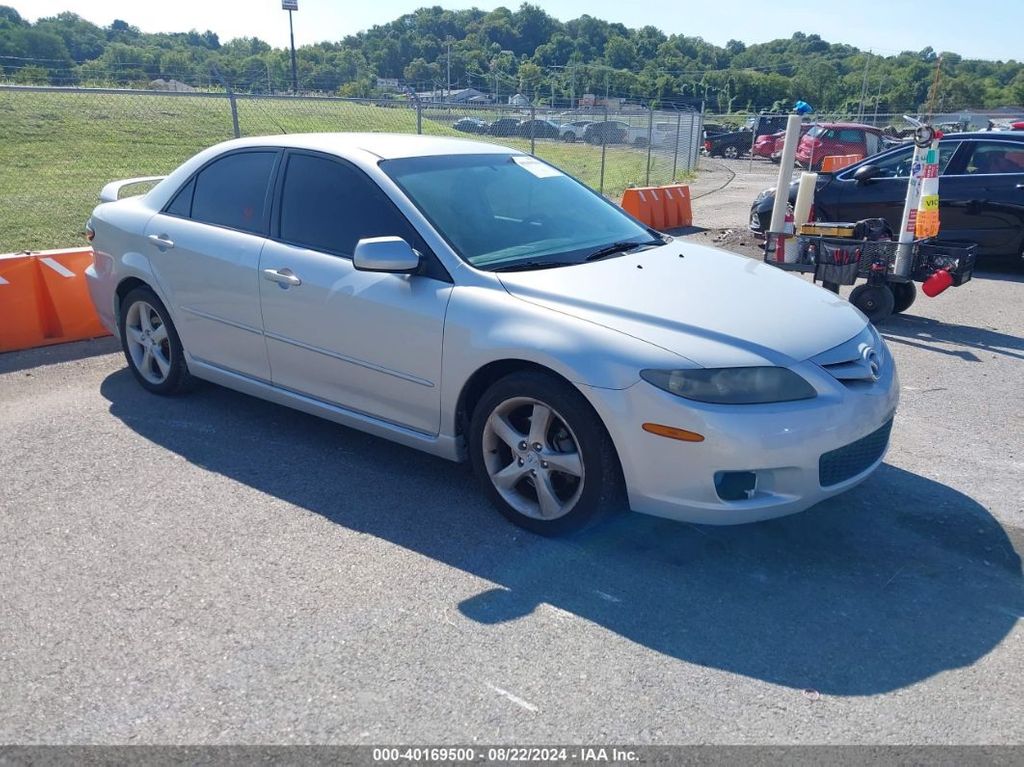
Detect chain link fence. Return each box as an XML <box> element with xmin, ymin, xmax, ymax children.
<box><xmin>0</xmin><ymin>85</ymin><xmax>702</xmax><ymax>252</ymax></box>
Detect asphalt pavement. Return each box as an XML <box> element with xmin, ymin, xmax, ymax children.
<box><xmin>1</xmin><ymin>165</ymin><xmax>1022</xmax><ymax>744</ymax></box>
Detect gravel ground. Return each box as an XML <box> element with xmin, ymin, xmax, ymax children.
<box><xmin>1</xmin><ymin>160</ymin><xmax>1022</xmax><ymax>745</ymax></box>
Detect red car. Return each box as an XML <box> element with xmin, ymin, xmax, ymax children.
<box><xmin>753</xmin><ymin>124</ymin><xmax>812</xmax><ymax>161</ymax></box>
<box><xmin>795</xmin><ymin>123</ymin><xmax>884</xmax><ymax>170</ymax></box>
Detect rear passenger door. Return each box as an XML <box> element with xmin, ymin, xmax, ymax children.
<box><xmin>145</xmin><ymin>149</ymin><xmax>280</xmax><ymax>381</ymax></box>
<box><xmin>935</xmin><ymin>139</ymin><xmax>1024</xmax><ymax>256</ymax></box>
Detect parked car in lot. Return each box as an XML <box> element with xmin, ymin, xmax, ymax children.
<box><xmin>516</xmin><ymin>119</ymin><xmax>561</xmax><ymax>140</ymax></box>
<box><xmin>750</xmin><ymin>132</ymin><xmax>1024</xmax><ymax>259</ymax></box>
<box><xmin>86</xmin><ymin>133</ymin><xmax>898</xmax><ymax>534</ymax></box>
<box><xmin>705</xmin><ymin>115</ymin><xmax>790</xmax><ymax>159</ymax></box>
<box><xmin>488</xmin><ymin>117</ymin><xmax>521</xmax><ymax>137</ymax></box>
<box><xmin>559</xmin><ymin>120</ymin><xmax>594</xmax><ymax>142</ymax></box>
<box><xmin>453</xmin><ymin>117</ymin><xmax>489</xmax><ymax>134</ymax></box>
<box><xmin>795</xmin><ymin>123</ymin><xmax>884</xmax><ymax>170</ymax></box>
<box><xmin>583</xmin><ymin>120</ymin><xmax>629</xmax><ymax>144</ymax></box>
<box><xmin>752</xmin><ymin>124</ymin><xmax>811</xmax><ymax>160</ymax></box>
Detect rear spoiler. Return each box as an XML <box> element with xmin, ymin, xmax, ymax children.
<box><xmin>99</xmin><ymin>176</ymin><xmax>167</xmax><ymax>203</ymax></box>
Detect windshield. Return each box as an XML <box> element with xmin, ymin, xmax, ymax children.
<box><xmin>381</xmin><ymin>153</ymin><xmax>656</xmax><ymax>270</ymax></box>
<box><xmin>807</xmin><ymin>125</ymin><xmax>826</xmax><ymax>138</ymax></box>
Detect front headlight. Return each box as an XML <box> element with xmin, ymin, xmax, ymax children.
<box><xmin>640</xmin><ymin>367</ymin><xmax>817</xmax><ymax>405</ymax></box>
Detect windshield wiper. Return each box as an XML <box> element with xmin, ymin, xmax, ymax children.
<box><xmin>490</xmin><ymin>260</ymin><xmax>578</xmax><ymax>273</ymax></box>
<box><xmin>584</xmin><ymin>239</ymin><xmax>664</xmax><ymax>262</ymax></box>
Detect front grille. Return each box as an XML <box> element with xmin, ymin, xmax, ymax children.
<box><xmin>819</xmin><ymin>418</ymin><xmax>893</xmax><ymax>487</ymax></box>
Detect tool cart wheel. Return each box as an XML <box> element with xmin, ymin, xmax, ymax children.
<box><xmin>849</xmin><ymin>283</ymin><xmax>895</xmax><ymax>324</ymax></box>
<box><xmin>891</xmin><ymin>281</ymin><xmax>917</xmax><ymax>314</ymax></box>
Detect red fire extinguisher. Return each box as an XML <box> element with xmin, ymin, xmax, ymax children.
<box><xmin>923</xmin><ymin>268</ymin><xmax>953</xmax><ymax>297</ymax></box>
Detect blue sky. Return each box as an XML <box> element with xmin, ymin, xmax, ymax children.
<box><xmin>20</xmin><ymin>0</ymin><xmax>1023</xmax><ymax>62</ymax></box>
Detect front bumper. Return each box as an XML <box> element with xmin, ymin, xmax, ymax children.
<box><xmin>583</xmin><ymin>350</ymin><xmax>899</xmax><ymax>525</ymax></box>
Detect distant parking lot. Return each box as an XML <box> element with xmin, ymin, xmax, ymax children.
<box><xmin>1</xmin><ymin>155</ymin><xmax>1022</xmax><ymax>744</ymax></box>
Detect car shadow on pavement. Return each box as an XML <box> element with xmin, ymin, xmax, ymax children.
<box><xmin>881</xmin><ymin>313</ymin><xmax>1024</xmax><ymax>362</ymax></box>
<box><xmin>101</xmin><ymin>369</ymin><xmax>1023</xmax><ymax>698</ymax></box>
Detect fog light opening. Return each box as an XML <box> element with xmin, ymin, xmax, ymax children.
<box><xmin>715</xmin><ymin>471</ymin><xmax>758</xmax><ymax>502</ymax></box>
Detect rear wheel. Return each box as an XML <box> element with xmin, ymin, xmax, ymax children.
<box><xmin>723</xmin><ymin>145</ymin><xmax>740</xmax><ymax>160</ymax></box>
<box><xmin>119</xmin><ymin>286</ymin><xmax>194</xmax><ymax>395</ymax></box>
<box><xmin>891</xmin><ymin>281</ymin><xmax>917</xmax><ymax>314</ymax></box>
<box><xmin>469</xmin><ymin>371</ymin><xmax>624</xmax><ymax>535</ymax></box>
<box><xmin>849</xmin><ymin>283</ymin><xmax>895</xmax><ymax>324</ymax></box>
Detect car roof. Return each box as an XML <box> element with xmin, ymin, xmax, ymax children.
<box><xmin>939</xmin><ymin>130</ymin><xmax>1024</xmax><ymax>142</ymax></box>
<box><xmin>208</xmin><ymin>132</ymin><xmax>519</xmax><ymax>160</ymax></box>
<box><xmin>816</xmin><ymin>122</ymin><xmax>880</xmax><ymax>131</ymax></box>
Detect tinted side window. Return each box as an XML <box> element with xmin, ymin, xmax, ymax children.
<box><xmin>164</xmin><ymin>177</ymin><xmax>195</xmax><ymax>218</ymax></box>
<box><xmin>963</xmin><ymin>142</ymin><xmax>1024</xmax><ymax>175</ymax></box>
<box><xmin>191</xmin><ymin>151</ymin><xmax>276</xmax><ymax>235</ymax></box>
<box><xmin>838</xmin><ymin>129</ymin><xmax>863</xmax><ymax>142</ymax></box>
<box><xmin>278</xmin><ymin>153</ymin><xmax>422</xmax><ymax>256</ymax></box>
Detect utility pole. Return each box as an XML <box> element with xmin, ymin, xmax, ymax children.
<box><xmin>445</xmin><ymin>37</ymin><xmax>453</xmax><ymax>102</ymax></box>
<box><xmin>858</xmin><ymin>50</ymin><xmax>871</xmax><ymax>121</ymax></box>
<box><xmin>282</xmin><ymin>0</ymin><xmax>298</xmax><ymax>94</ymax></box>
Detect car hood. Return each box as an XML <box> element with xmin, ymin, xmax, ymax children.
<box><xmin>497</xmin><ymin>242</ymin><xmax>868</xmax><ymax>368</ymax></box>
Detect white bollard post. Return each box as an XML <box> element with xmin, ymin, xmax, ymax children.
<box><xmin>769</xmin><ymin>114</ymin><xmax>803</xmax><ymax>234</ymax></box>
<box><xmin>792</xmin><ymin>171</ymin><xmax>818</xmax><ymax>230</ymax></box>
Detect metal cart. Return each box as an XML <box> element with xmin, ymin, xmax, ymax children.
<box><xmin>763</xmin><ymin>230</ymin><xmax>977</xmax><ymax>323</ymax></box>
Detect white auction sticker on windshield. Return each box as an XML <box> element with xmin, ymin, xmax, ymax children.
<box><xmin>512</xmin><ymin>155</ymin><xmax>562</xmax><ymax>178</ymax></box>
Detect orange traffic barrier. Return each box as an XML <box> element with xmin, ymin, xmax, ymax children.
<box><xmin>0</xmin><ymin>247</ymin><xmax>111</xmax><ymax>353</ymax></box>
<box><xmin>620</xmin><ymin>187</ymin><xmax>654</xmax><ymax>225</ymax></box>
<box><xmin>821</xmin><ymin>154</ymin><xmax>863</xmax><ymax>173</ymax></box>
<box><xmin>663</xmin><ymin>184</ymin><xmax>693</xmax><ymax>228</ymax></box>
<box><xmin>645</xmin><ymin>188</ymin><xmax>667</xmax><ymax>230</ymax></box>
<box><xmin>621</xmin><ymin>184</ymin><xmax>692</xmax><ymax>230</ymax></box>
<box><xmin>35</xmin><ymin>249</ymin><xmax>109</xmax><ymax>344</ymax></box>
<box><xmin>0</xmin><ymin>253</ymin><xmax>56</xmax><ymax>352</ymax></box>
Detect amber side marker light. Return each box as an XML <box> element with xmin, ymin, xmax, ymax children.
<box><xmin>642</xmin><ymin>423</ymin><xmax>705</xmax><ymax>442</ymax></box>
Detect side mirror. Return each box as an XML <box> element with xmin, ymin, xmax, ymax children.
<box><xmin>353</xmin><ymin>236</ymin><xmax>420</xmax><ymax>274</ymax></box>
<box><xmin>852</xmin><ymin>164</ymin><xmax>880</xmax><ymax>184</ymax></box>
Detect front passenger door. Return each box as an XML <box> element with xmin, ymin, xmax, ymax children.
<box><xmin>258</xmin><ymin>151</ymin><xmax>453</xmax><ymax>435</ymax></box>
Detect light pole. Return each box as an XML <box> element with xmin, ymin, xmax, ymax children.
<box><xmin>282</xmin><ymin>0</ymin><xmax>298</xmax><ymax>94</ymax></box>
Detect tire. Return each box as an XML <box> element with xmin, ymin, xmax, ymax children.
<box><xmin>891</xmin><ymin>281</ymin><xmax>917</xmax><ymax>314</ymax></box>
<box><xmin>469</xmin><ymin>371</ymin><xmax>625</xmax><ymax>536</ymax></box>
<box><xmin>633</xmin><ymin>137</ymin><xmax>648</xmax><ymax>147</ymax></box>
<box><xmin>849</xmin><ymin>283</ymin><xmax>896</xmax><ymax>324</ymax></box>
<box><xmin>119</xmin><ymin>286</ymin><xmax>194</xmax><ymax>395</ymax></box>
<box><xmin>562</xmin><ymin>132</ymin><xmax>575</xmax><ymax>143</ymax></box>
<box><xmin>723</xmin><ymin>145</ymin><xmax>740</xmax><ymax>159</ymax></box>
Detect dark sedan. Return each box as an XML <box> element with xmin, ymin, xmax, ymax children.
<box><xmin>453</xmin><ymin>117</ymin><xmax>489</xmax><ymax>134</ymax></box>
<box><xmin>516</xmin><ymin>119</ymin><xmax>561</xmax><ymax>140</ymax></box>
<box><xmin>750</xmin><ymin>132</ymin><xmax>1024</xmax><ymax>259</ymax></box>
<box><xmin>488</xmin><ymin>117</ymin><xmax>521</xmax><ymax>137</ymax></box>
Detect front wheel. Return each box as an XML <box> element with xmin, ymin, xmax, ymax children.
<box><xmin>849</xmin><ymin>283</ymin><xmax>895</xmax><ymax>324</ymax></box>
<box><xmin>723</xmin><ymin>145</ymin><xmax>740</xmax><ymax>159</ymax></box>
<box><xmin>469</xmin><ymin>371</ymin><xmax>624</xmax><ymax>535</ymax></box>
<box><xmin>119</xmin><ymin>286</ymin><xmax>194</xmax><ymax>395</ymax></box>
<box><xmin>891</xmin><ymin>281</ymin><xmax>917</xmax><ymax>314</ymax></box>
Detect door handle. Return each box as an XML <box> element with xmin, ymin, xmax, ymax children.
<box><xmin>147</xmin><ymin>233</ymin><xmax>174</xmax><ymax>249</ymax></box>
<box><xmin>262</xmin><ymin>268</ymin><xmax>302</xmax><ymax>287</ymax></box>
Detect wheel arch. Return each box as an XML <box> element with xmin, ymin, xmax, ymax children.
<box><xmin>454</xmin><ymin>359</ymin><xmax>624</xmax><ymax>479</ymax></box>
<box><xmin>114</xmin><ymin>276</ymin><xmax>150</xmax><ymax>322</ymax></box>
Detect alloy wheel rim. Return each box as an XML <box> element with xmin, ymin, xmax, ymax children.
<box><xmin>482</xmin><ymin>397</ymin><xmax>585</xmax><ymax>521</ymax></box>
<box><xmin>125</xmin><ymin>300</ymin><xmax>172</xmax><ymax>385</ymax></box>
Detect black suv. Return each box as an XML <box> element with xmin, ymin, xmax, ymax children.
<box><xmin>750</xmin><ymin>132</ymin><xmax>1024</xmax><ymax>259</ymax></box>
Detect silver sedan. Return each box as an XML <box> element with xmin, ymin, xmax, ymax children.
<box><xmin>86</xmin><ymin>133</ymin><xmax>897</xmax><ymax>534</ymax></box>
